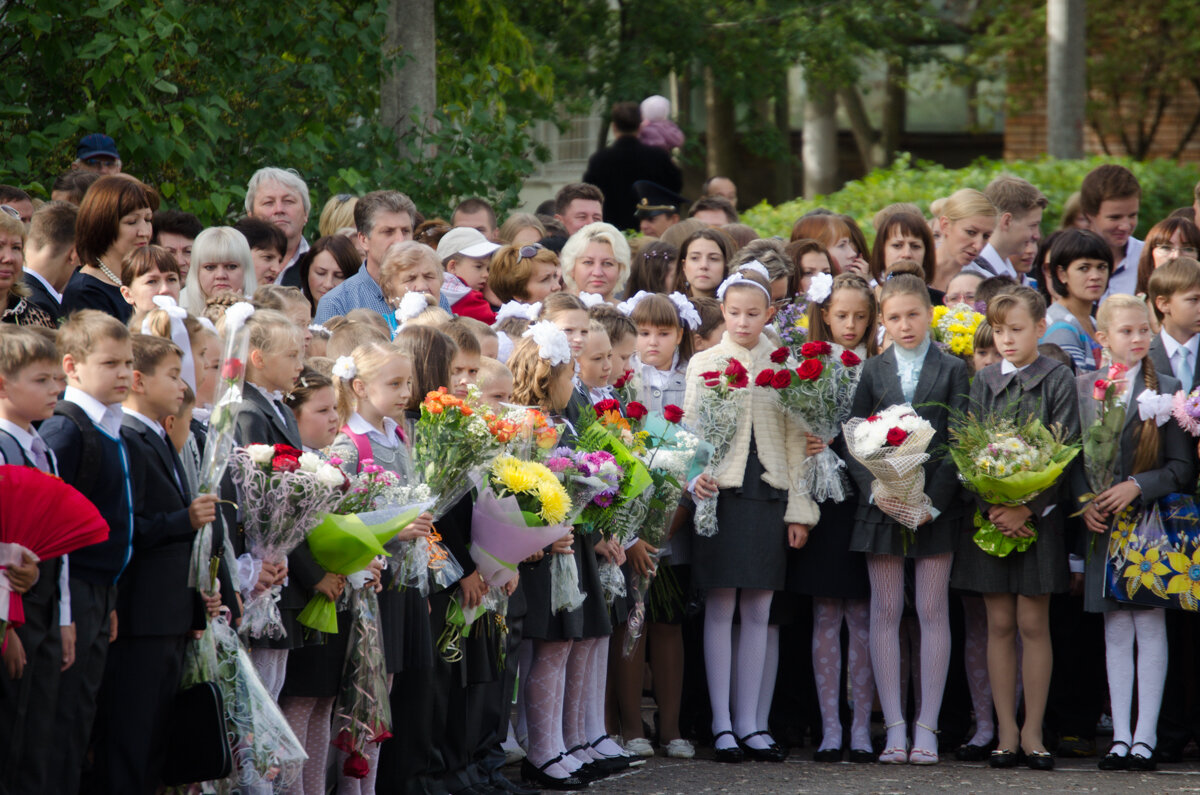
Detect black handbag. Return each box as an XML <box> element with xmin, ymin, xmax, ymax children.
<box><xmin>161</xmin><ymin>681</ymin><xmax>233</xmax><ymax>785</ymax></box>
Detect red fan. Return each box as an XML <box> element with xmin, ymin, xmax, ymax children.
<box><xmin>0</xmin><ymin>465</ymin><xmax>110</xmax><ymax>629</ymax></box>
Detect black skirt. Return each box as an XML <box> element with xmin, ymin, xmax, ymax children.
<box><xmin>788</xmin><ymin>495</ymin><xmax>870</xmax><ymax>600</ymax></box>
<box><xmin>379</xmin><ymin>583</ymin><xmax>433</xmax><ymax>673</ymax></box>
<box><xmin>522</xmin><ymin>528</ymin><xmax>613</xmax><ymax>642</ymax></box>
<box><xmin>281</xmin><ymin>609</ymin><xmax>351</xmax><ymax>698</ymax></box>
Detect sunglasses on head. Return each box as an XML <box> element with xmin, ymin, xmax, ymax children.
<box><xmin>0</xmin><ymin>205</ymin><xmax>20</xmax><ymax>219</ymax></box>
<box><xmin>519</xmin><ymin>244</ymin><xmax>543</xmax><ymax>260</ymax></box>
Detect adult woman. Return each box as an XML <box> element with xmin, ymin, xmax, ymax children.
<box><xmin>63</xmin><ymin>174</ymin><xmax>159</xmax><ymax>323</ymax></box>
<box><xmin>678</xmin><ymin>228</ymin><xmax>736</xmax><ymax>298</ymax></box>
<box><xmin>120</xmin><ymin>245</ymin><xmax>182</xmax><ymax>316</ymax></box>
<box><xmin>933</xmin><ymin>189</ymin><xmax>998</xmax><ymax>294</ymax></box>
<box><xmin>625</xmin><ymin>239</ymin><xmax>680</xmax><ymax>296</ymax></box>
<box><xmin>319</xmin><ymin>193</ymin><xmax>357</xmax><ymax>238</ymax></box>
<box><xmin>1041</xmin><ymin>229</ymin><xmax>1112</xmax><ymax>372</ymax></box>
<box><xmin>785</xmin><ymin>239</ymin><xmax>833</xmax><ymax>296</ymax></box>
<box><xmin>791</xmin><ymin>214</ymin><xmax>869</xmax><ymax>278</ymax></box>
<box><xmin>489</xmin><ymin>244</ymin><xmax>562</xmax><ymax>304</ymax></box>
<box><xmin>1134</xmin><ymin>218</ymin><xmax>1200</xmax><ymax>296</ymax></box>
<box><xmin>497</xmin><ymin>212</ymin><xmax>547</xmax><ymax>248</ymax></box>
<box><xmin>181</xmin><ymin>226</ymin><xmax>257</xmax><ymax>317</ymax></box>
<box><xmin>560</xmin><ymin>221</ymin><xmax>631</xmax><ymax>303</ymax></box>
<box><xmin>296</xmin><ymin>235</ymin><xmax>362</xmax><ymax>314</ymax></box>
<box><xmin>871</xmin><ymin>212</ymin><xmax>938</xmax><ymax>283</ymax></box>
<box><xmin>0</xmin><ymin>208</ymin><xmax>54</xmax><ymax>328</ymax></box>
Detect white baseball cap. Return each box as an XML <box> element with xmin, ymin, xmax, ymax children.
<box><xmin>436</xmin><ymin>227</ymin><xmax>501</xmax><ymax>260</ymax></box>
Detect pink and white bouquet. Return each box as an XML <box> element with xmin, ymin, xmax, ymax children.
<box><xmin>843</xmin><ymin>404</ymin><xmax>937</xmax><ymax>536</ymax></box>
<box><xmin>1172</xmin><ymin>386</ymin><xmax>1200</xmax><ymax>436</ymax></box>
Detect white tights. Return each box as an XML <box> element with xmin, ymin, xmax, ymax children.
<box><xmin>812</xmin><ymin>598</ymin><xmax>874</xmax><ymax>752</ymax></box>
<box><xmin>1104</xmin><ymin>609</ymin><xmax>1167</xmax><ymax>757</ymax></box>
<box><xmin>704</xmin><ymin>588</ymin><xmax>775</xmax><ymax>750</ymax></box>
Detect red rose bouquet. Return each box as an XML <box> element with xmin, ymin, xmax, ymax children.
<box><xmin>693</xmin><ymin>357</ymin><xmax>750</xmax><ymax>537</ymax></box>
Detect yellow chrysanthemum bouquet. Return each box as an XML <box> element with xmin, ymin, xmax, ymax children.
<box><xmin>931</xmin><ymin>303</ymin><xmax>984</xmax><ymax>358</ymax></box>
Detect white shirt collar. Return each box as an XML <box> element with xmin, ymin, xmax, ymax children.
<box><xmin>636</xmin><ymin>351</ymin><xmax>681</xmax><ymax>389</ymax></box>
<box><xmin>63</xmin><ymin>385</ymin><xmax>124</xmax><ymax>438</ymax></box>
<box><xmin>346</xmin><ymin>412</ymin><xmax>400</xmax><ymax>448</ymax></box>
<box><xmin>122</xmin><ymin>407</ymin><xmax>167</xmax><ymax>440</ymax></box>
<box><xmin>276</xmin><ymin>235</ymin><xmax>311</xmax><ymax>283</ymax></box>
<box><xmin>1000</xmin><ymin>358</ymin><xmax>1035</xmax><ymax>375</ymax></box>
<box><xmin>893</xmin><ymin>335</ymin><xmax>931</xmax><ymax>363</ymax></box>
<box><xmin>588</xmin><ymin>385</ymin><xmax>615</xmax><ymax>404</ymax></box>
<box><xmin>1120</xmin><ymin>362</ymin><xmax>1142</xmax><ymax>407</ymax></box>
<box><xmin>978</xmin><ymin>243</ymin><xmax>1016</xmax><ymax>280</ymax></box>
<box><xmin>0</xmin><ymin>418</ymin><xmax>38</xmax><ymax>459</ymax></box>
<box><xmin>249</xmin><ymin>382</ymin><xmax>287</xmax><ymax>424</ymax></box>
<box><xmin>24</xmin><ymin>268</ymin><xmax>63</xmax><ymax>303</ymax></box>
<box><xmin>1160</xmin><ymin>328</ymin><xmax>1199</xmax><ymax>361</ymax></box>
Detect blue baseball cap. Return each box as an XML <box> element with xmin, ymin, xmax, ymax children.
<box><xmin>77</xmin><ymin>133</ymin><xmax>120</xmax><ymax>160</ymax></box>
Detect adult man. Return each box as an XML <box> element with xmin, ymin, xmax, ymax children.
<box><xmin>73</xmin><ymin>134</ymin><xmax>122</xmax><ymax>175</ymax></box>
<box><xmin>23</xmin><ymin>201</ymin><xmax>78</xmax><ymax>321</ymax></box>
<box><xmin>314</xmin><ymin>190</ymin><xmax>418</xmax><ymax>324</ymax></box>
<box><xmin>582</xmin><ymin>101</ymin><xmax>682</xmax><ymax>231</ymax></box>
<box><xmin>151</xmin><ymin>210</ymin><xmax>203</xmax><ymax>282</ymax></box>
<box><xmin>0</xmin><ymin>186</ymin><xmax>34</xmax><ymax>224</ymax></box>
<box><xmin>553</xmin><ymin>183</ymin><xmax>605</xmax><ymax>237</ymax></box>
<box><xmin>452</xmin><ymin>198</ymin><xmax>499</xmax><ymax>242</ymax></box>
<box><xmin>1081</xmin><ymin>164</ymin><xmax>1143</xmax><ymax>298</ymax></box>
<box><xmin>50</xmin><ymin>170</ymin><xmax>99</xmax><ymax>205</ymax></box>
<box><xmin>245</xmin><ymin>167</ymin><xmax>310</xmax><ymax>288</ymax></box>
<box><xmin>703</xmin><ymin>176</ymin><xmax>738</xmax><ymax>210</ymax></box>
<box><xmin>964</xmin><ymin>175</ymin><xmax>1047</xmax><ymax>282</ymax></box>
<box><xmin>690</xmin><ymin>196</ymin><xmax>738</xmax><ymax>226</ymax></box>
<box><xmin>634</xmin><ymin>180</ymin><xmax>686</xmax><ymax>238</ymax></box>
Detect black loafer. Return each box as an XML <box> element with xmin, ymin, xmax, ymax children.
<box><xmin>812</xmin><ymin>747</ymin><xmax>843</xmax><ymax>763</ymax></box>
<box><xmin>1025</xmin><ymin>750</ymin><xmax>1055</xmax><ymax>771</ymax></box>
<box><xmin>955</xmin><ymin>742</ymin><xmax>993</xmax><ymax>762</ymax></box>
<box><xmin>520</xmin><ymin>756</ymin><xmax>587</xmax><ymax>791</ymax></box>
<box><xmin>989</xmin><ymin>748</ymin><xmax>1018</xmax><ymax>768</ymax></box>
<box><xmin>712</xmin><ymin>731</ymin><xmax>744</xmax><ymax>764</ymax></box>
<box><xmin>1099</xmin><ymin>741</ymin><xmax>1130</xmax><ymax>771</ymax></box>
<box><xmin>740</xmin><ymin>731</ymin><xmax>787</xmax><ymax>762</ymax></box>
<box><xmin>1129</xmin><ymin>743</ymin><xmax>1157</xmax><ymax>771</ymax></box>
<box><xmin>848</xmin><ymin>748</ymin><xmax>876</xmax><ymax>764</ymax></box>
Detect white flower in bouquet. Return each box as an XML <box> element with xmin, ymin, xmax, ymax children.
<box><xmin>298</xmin><ymin>452</ymin><xmax>323</xmax><ymax>473</ymax></box>
<box><xmin>247</xmin><ymin>444</ymin><xmax>274</xmax><ymax>465</ymax></box>
<box><xmin>317</xmin><ymin>463</ymin><xmax>348</xmax><ymax>488</ymax></box>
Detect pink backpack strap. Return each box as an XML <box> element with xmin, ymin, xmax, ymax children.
<box><xmin>340</xmin><ymin>425</ymin><xmax>373</xmax><ymax>474</ymax></box>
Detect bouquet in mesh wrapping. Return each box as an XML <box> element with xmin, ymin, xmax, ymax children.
<box><xmin>692</xmin><ymin>358</ymin><xmax>750</xmax><ymax>537</ymax></box>
<box><xmin>843</xmin><ymin>404</ymin><xmax>937</xmax><ymax>547</ymax></box>
<box><xmin>754</xmin><ymin>342</ymin><xmax>862</xmax><ymax>503</ymax></box>
<box><xmin>228</xmin><ymin>445</ymin><xmax>348</xmax><ymax>639</ymax></box>
<box><xmin>331</xmin><ymin>570</ymin><xmax>392</xmax><ymax>779</ymax></box>
<box><xmin>946</xmin><ymin>411</ymin><xmax>1080</xmax><ymax>558</ymax></box>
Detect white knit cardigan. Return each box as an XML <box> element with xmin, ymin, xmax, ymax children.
<box><xmin>682</xmin><ymin>332</ymin><xmax>818</xmax><ymax>526</ymax></box>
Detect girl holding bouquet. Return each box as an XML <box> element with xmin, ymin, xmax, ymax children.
<box><xmin>846</xmin><ymin>270</ymin><xmax>970</xmax><ymax>765</ymax></box>
<box><xmin>790</xmin><ymin>272</ymin><xmax>878</xmax><ymax>763</ymax></box>
<box><xmin>610</xmin><ymin>292</ymin><xmax>697</xmax><ymax>760</ymax></box>
<box><xmin>328</xmin><ymin>338</ymin><xmax>438</xmax><ymax>793</ymax></box>
<box><xmin>233</xmin><ymin>310</ymin><xmax>339</xmax><ymax>700</ymax></box>
<box><xmin>1073</xmin><ymin>295</ymin><xmax>1193</xmax><ymax>770</ymax></box>
<box><xmin>951</xmin><ymin>286</ymin><xmax>1081</xmax><ymax>770</ymax></box>
<box><xmin>685</xmin><ymin>269</ymin><xmax>816</xmax><ymax>763</ymax></box>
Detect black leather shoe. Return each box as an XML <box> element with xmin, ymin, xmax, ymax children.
<box><xmin>1129</xmin><ymin>743</ymin><xmax>1157</xmax><ymax>771</ymax></box>
<box><xmin>1025</xmin><ymin>750</ymin><xmax>1055</xmax><ymax>771</ymax></box>
<box><xmin>739</xmin><ymin>731</ymin><xmax>787</xmax><ymax>762</ymax></box>
<box><xmin>712</xmin><ymin>731</ymin><xmax>744</xmax><ymax>764</ymax></box>
<box><xmin>989</xmin><ymin>749</ymin><xmax>1018</xmax><ymax>768</ymax></box>
<box><xmin>520</xmin><ymin>756</ymin><xmax>587</xmax><ymax>791</ymax></box>
<box><xmin>490</xmin><ymin>774</ymin><xmax>539</xmax><ymax>795</ymax></box>
<box><xmin>1098</xmin><ymin>741</ymin><xmax>1130</xmax><ymax>771</ymax></box>
<box><xmin>812</xmin><ymin>747</ymin><xmax>843</xmax><ymax>763</ymax></box>
<box><xmin>955</xmin><ymin>741</ymin><xmax>994</xmax><ymax>762</ymax></box>
<box><xmin>848</xmin><ymin>748</ymin><xmax>876</xmax><ymax>764</ymax></box>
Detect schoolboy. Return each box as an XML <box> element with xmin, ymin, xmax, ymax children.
<box><xmin>0</xmin><ymin>326</ymin><xmax>69</xmax><ymax>793</ymax></box>
<box><xmin>437</xmin><ymin>226</ymin><xmax>501</xmax><ymax>324</ymax></box>
<box><xmin>1080</xmin><ymin>164</ymin><xmax>1143</xmax><ymax>298</ymax></box>
<box><xmin>967</xmin><ymin>175</ymin><xmax>1048</xmax><ymax>281</ymax></box>
<box><xmin>93</xmin><ymin>334</ymin><xmax>220</xmax><ymax>792</ymax></box>
<box><xmin>1148</xmin><ymin>257</ymin><xmax>1200</xmax><ymax>391</ymax></box>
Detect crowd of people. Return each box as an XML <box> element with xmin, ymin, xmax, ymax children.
<box><xmin>4</xmin><ymin>107</ymin><xmax>1200</xmax><ymax>795</ymax></box>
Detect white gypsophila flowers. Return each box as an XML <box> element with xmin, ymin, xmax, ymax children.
<box><xmin>247</xmin><ymin>444</ymin><xmax>274</xmax><ymax>465</ymax></box>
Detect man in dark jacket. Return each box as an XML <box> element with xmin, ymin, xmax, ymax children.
<box><xmin>582</xmin><ymin>101</ymin><xmax>682</xmax><ymax>232</ymax></box>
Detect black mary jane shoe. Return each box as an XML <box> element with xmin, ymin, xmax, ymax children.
<box><xmin>520</xmin><ymin>756</ymin><xmax>587</xmax><ymax>791</ymax></box>
<box><xmin>739</xmin><ymin>731</ymin><xmax>788</xmax><ymax>763</ymax></box>
<box><xmin>1025</xmin><ymin>750</ymin><xmax>1055</xmax><ymax>771</ymax></box>
<box><xmin>1128</xmin><ymin>743</ymin><xmax>1157</xmax><ymax>771</ymax></box>
<box><xmin>1098</xmin><ymin>741</ymin><xmax>1131</xmax><ymax>771</ymax></box>
<box><xmin>712</xmin><ymin>731</ymin><xmax>744</xmax><ymax>764</ymax></box>
<box><xmin>988</xmin><ymin>748</ymin><xmax>1019</xmax><ymax>769</ymax></box>
<box><xmin>955</xmin><ymin>740</ymin><xmax>995</xmax><ymax>762</ymax></box>
<box><xmin>813</xmin><ymin>747</ymin><xmax>843</xmax><ymax>763</ymax></box>
<box><xmin>848</xmin><ymin>748</ymin><xmax>877</xmax><ymax>764</ymax></box>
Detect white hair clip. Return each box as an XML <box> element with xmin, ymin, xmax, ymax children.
<box><xmin>495</xmin><ymin>330</ymin><xmax>514</xmax><ymax>364</ymax></box>
<box><xmin>332</xmin><ymin>356</ymin><xmax>358</xmax><ymax>380</ymax></box>
<box><xmin>143</xmin><ymin>295</ymin><xmax>196</xmax><ymax>393</ymax></box>
<box><xmin>806</xmin><ymin>271</ymin><xmax>834</xmax><ymax>304</ymax></box>
<box><xmin>737</xmin><ymin>259</ymin><xmax>771</xmax><ymax>280</ymax></box>
<box><xmin>395</xmin><ymin>292</ymin><xmax>429</xmax><ymax>325</ymax></box>
<box><xmin>616</xmin><ymin>290</ymin><xmax>651</xmax><ymax>317</ymax></box>
<box><xmin>522</xmin><ymin>320</ymin><xmax>572</xmax><ymax>366</ymax></box>
<box><xmin>668</xmin><ymin>292</ymin><xmax>702</xmax><ymax>330</ymax></box>
<box><xmin>224</xmin><ymin>302</ymin><xmax>256</xmax><ymax>334</ymax></box>
<box><xmin>495</xmin><ymin>300</ymin><xmax>542</xmax><ymax>324</ymax></box>
<box><xmin>578</xmin><ymin>292</ymin><xmax>606</xmax><ymax>309</ymax></box>
<box><xmin>308</xmin><ymin>323</ymin><xmax>329</xmax><ymax>334</ymax></box>
<box><xmin>716</xmin><ymin>272</ymin><xmax>772</xmax><ymax>302</ymax></box>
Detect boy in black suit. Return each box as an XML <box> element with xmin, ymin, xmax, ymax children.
<box><xmin>92</xmin><ymin>334</ymin><xmax>221</xmax><ymax>793</ymax></box>
<box><xmin>0</xmin><ymin>326</ymin><xmax>69</xmax><ymax>793</ymax></box>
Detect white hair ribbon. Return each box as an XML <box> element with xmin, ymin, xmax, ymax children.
<box><xmin>716</xmin><ymin>272</ymin><xmax>772</xmax><ymax>302</ymax></box>
<box><xmin>143</xmin><ymin>295</ymin><xmax>196</xmax><ymax>393</ymax></box>
<box><xmin>578</xmin><ymin>292</ymin><xmax>606</xmax><ymax>309</ymax></box>
<box><xmin>616</xmin><ymin>290</ymin><xmax>652</xmax><ymax>317</ymax></box>
<box><xmin>495</xmin><ymin>300</ymin><xmax>542</xmax><ymax>324</ymax></box>
<box><xmin>737</xmin><ymin>259</ymin><xmax>771</xmax><ymax>280</ymax></box>
<box><xmin>668</xmin><ymin>292</ymin><xmax>702</xmax><ymax>330</ymax></box>
<box><xmin>197</xmin><ymin>317</ymin><xmax>218</xmax><ymax>335</ymax></box>
<box><xmin>495</xmin><ymin>330</ymin><xmax>514</xmax><ymax>364</ymax></box>
<box><xmin>332</xmin><ymin>356</ymin><xmax>358</xmax><ymax>381</ymax></box>
<box><xmin>522</xmin><ymin>320</ymin><xmax>572</xmax><ymax>366</ymax></box>
<box><xmin>224</xmin><ymin>302</ymin><xmax>256</xmax><ymax>335</ymax></box>
<box><xmin>1138</xmin><ymin>391</ymin><xmax>1174</xmax><ymax>426</ymax></box>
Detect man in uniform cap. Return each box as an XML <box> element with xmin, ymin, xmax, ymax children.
<box><xmin>634</xmin><ymin>180</ymin><xmax>686</xmax><ymax>238</ymax></box>
<box><xmin>74</xmin><ymin>134</ymin><xmax>122</xmax><ymax>175</ymax></box>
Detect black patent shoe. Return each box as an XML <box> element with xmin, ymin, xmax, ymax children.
<box><xmin>739</xmin><ymin>731</ymin><xmax>788</xmax><ymax>762</ymax></box>
<box><xmin>955</xmin><ymin>740</ymin><xmax>994</xmax><ymax>762</ymax></box>
<box><xmin>1129</xmin><ymin>743</ymin><xmax>1157</xmax><ymax>771</ymax></box>
<box><xmin>988</xmin><ymin>748</ymin><xmax>1018</xmax><ymax>768</ymax></box>
<box><xmin>520</xmin><ymin>756</ymin><xmax>587</xmax><ymax>790</ymax></box>
<box><xmin>1098</xmin><ymin>741</ymin><xmax>1130</xmax><ymax>771</ymax></box>
<box><xmin>1025</xmin><ymin>750</ymin><xmax>1055</xmax><ymax>771</ymax></box>
<box><xmin>813</xmin><ymin>747</ymin><xmax>843</xmax><ymax>763</ymax></box>
<box><xmin>712</xmin><ymin>731</ymin><xmax>744</xmax><ymax>764</ymax></box>
<box><xmin>848</xmin><ymin>748</ymin><xmax>876</xmax><ymax>764</ymax></box>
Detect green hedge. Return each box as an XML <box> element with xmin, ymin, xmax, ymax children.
<box><xmin>741</xmin><ymin>153</ymin><xmax>1200</xmax><ymax>244</ymax></box>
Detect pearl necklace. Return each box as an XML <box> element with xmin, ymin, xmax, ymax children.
<box><xmin>95</xmin><ymin>259</ymin><xmax>123</xmax><ymax>287</ymax></box>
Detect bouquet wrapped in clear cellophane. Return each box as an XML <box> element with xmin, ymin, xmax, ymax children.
<box><xmin>690</xmin><ymin>358</ymin><xmax>750</xmax><ymax>536</ymax></box>
<box><xmin>330</xmin><ymin>569</ymin><xmax>391</xmax><ymax>780</ymax></box>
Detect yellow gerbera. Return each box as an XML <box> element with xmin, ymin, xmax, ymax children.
<box><xmin>536</xmin><ymin>479</ymin><xmax>571</xmax><ymax>525</ymax></box>
<box><xmin>1122</xmin><ymin>547</ymin><xmax>1170</xmax><ymax>599</ymax></box>
<box><xmin>1166</xmin><ymin>548</ymin><xmax>1200</xmax><ymax>610</ymax></box>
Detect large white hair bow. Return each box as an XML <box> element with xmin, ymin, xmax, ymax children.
<box><xmin>522</xmin><ymin>320</ymin><xmax>572</xmax><ymax>366</ymax></box>
<box><xmin>142</xmin><ymin>295</ymin><xmax>196</xmax><ymax>393</ymax></box>
<box><xmin>495</xmin><ymin>300</ymin><xmax>542</xmax><ymax>324</ymax></box>
<box><xmin>1138</xmin><ymin>390</ymin><xmax>1175</xmax><ymax>426</ymax></box>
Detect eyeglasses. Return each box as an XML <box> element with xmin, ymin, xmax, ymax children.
<box><xmin>519</xmin><ymin>244</ymin><xmax>543</xmax><ymax>260</ymax></box>
<box><xmin>1154</xmin><ymin>244</ymin><xmax>1199</xmax><ymax>258</ymax></box>
<box><xmin>0</xmin><ymin>205</ymin><xmax>20</xmax><ymax>219</ymax></box>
